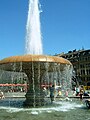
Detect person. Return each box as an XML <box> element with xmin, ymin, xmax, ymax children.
<box><xmin>84</xmin><ymin>90</ymin><xmax>89</xmax><ymax>96</ymax></box>
<box><xmin>76</xmin><ymin>86</ymin><xmax>80</xmax><ymax>96</ymax></box>
<box><xmin>42</xmin><ymin>86</ymin><xmax>47</xmax><ymax>96</ymax></box>
<box><xmin>80</xmin><ymin>86</ymin><xmax>84</xmax><ymax>100</ymax></box>
<box><xmin>73</xmin><ymin>87</ymin><xmax>76</xmax><ymax>96</ymax></box>
<box><xmin>0</xmin><ymin>90</ymin><xmax>5</xmax><ymax>99</ymax></box>
<box><xmin>65</xmin><ymin>89</ymin><xmax>68</xmax><ymax>97</ymax></box>
<box><xmin>64</xmin><ymin>89</ymin><xmax>70</xmax><ymax>101</ymax></box>
<box><xmin>49</xmin><ymin>84</ymin><xmax>55</xmax><ymax>103</ymax></box>
<box><xmin>58</xmin><ymin>90</ymin><xmax>62</xmax><ymax>97</ymax></box>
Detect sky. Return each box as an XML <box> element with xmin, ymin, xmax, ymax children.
<box><xmin>0</xmin><ymin>0</ymin><xmax>90</xmax><ymax>59</ymax></box>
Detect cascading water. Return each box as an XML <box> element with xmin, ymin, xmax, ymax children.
<box><xmin>0</xmin><ymin>0</ymin><xmax>73</xmax><ymax>107</ymax></box>
<box><xmin>25</xmin><ymin>0</ymin><xmax>43</xmax><ymax>54</ymax></box>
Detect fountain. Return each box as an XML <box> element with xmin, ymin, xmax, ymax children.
<box><xmin>0</xmin><ymin>55</ymin><xmax>72</xmax><ymax>107</ymax></box>
<box><xmin>0</xmin><ymin>0</ymin><xmax>73</xmax><ymax>107</ymax></box>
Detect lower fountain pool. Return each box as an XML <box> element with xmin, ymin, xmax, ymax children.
<box><xmin>0</xmin><ymin>98</ymin><xmax>89</xmax><ymax>120</ymax></box>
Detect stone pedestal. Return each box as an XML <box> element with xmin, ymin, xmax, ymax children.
<box><xmin>23</xmin><ymin>85</ymin><xmax>45</xmax><ymax>107</ymax></box>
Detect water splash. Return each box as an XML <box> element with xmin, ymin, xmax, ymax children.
<box><xmin>25</xmin><ymin>0</ymin><xmax>43</xmax><ymax>54</ymax></box>
<box><xmin>0</xmin><ymin>100</ymin><xmax>84</xmax><ymax>113</ymax></box>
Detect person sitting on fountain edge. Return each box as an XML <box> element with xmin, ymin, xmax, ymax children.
<box><xmin>49</xmin><ymin>84</ymin><xmax>55</xmax><ymax>103</ymax></box>
<box><xmin>80</xmin><ymin>85</ymin><xmax>84</xmax><ymax>100</ymax></box>
<box><xmin>0</xmin><ymin>90</ymin><xmax>5</xmax><ymax>99</ymax></box>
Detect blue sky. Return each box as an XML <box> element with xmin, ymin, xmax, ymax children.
<box><xmin>0</xmin><ymin>0</ymin><xmax>90</xmax><ymax>59</ymax></box>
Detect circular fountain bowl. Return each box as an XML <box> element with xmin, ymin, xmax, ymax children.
<box><xmin>0</xmin><ymin>55</ymin><xmax>72</xmax><ymax>107</ymax></box>
<box><xmin>0</xmin><ymin>54</ymin><xmax>72</xmax><ymax>72</ymax></box>
<box><xmin>0</xmin><ymin>54</ymin><xmax>71</xmax><ymax>64</ymax></box>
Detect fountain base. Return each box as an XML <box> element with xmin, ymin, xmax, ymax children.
<box><xmin>23</xmin><ymin>87</ymin><xmax>45</xmax><ymax>107</ymax></box>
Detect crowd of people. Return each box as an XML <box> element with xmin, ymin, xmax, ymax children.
<box><xmin>0</xmin><ymin>83</ymin><xmax>89</xmax><ymax>103</ymax></box>
<box><xmin>73</xmin><ymin>85</ymin><xmax>89</xmax><ymax>100</ymax></box>
<box><xmin>42</xmin><ymin>84</ymin><xmax>90</xmax><ymax>103</ymax></box>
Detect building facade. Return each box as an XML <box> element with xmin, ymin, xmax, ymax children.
<box><xmin>56</xmin><ymin>49</ymin><xmax>90</xmax><ymax>86</ymax></box>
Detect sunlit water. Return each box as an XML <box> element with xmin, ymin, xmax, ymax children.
<box><xmin>0</xmin><ymin>98</ymin><xmax>90</xmax><ymax>120</ymax></box>
<box><xmin>25</xmin><ymin>0</ymin><xmax>43</xmax><ymax>54</ymax></box>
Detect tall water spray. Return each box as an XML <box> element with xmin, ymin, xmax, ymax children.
<box><xmin>25</xmin><ymin>0</ymin><xmax>43</xmax><ymax>54</ymax></box>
